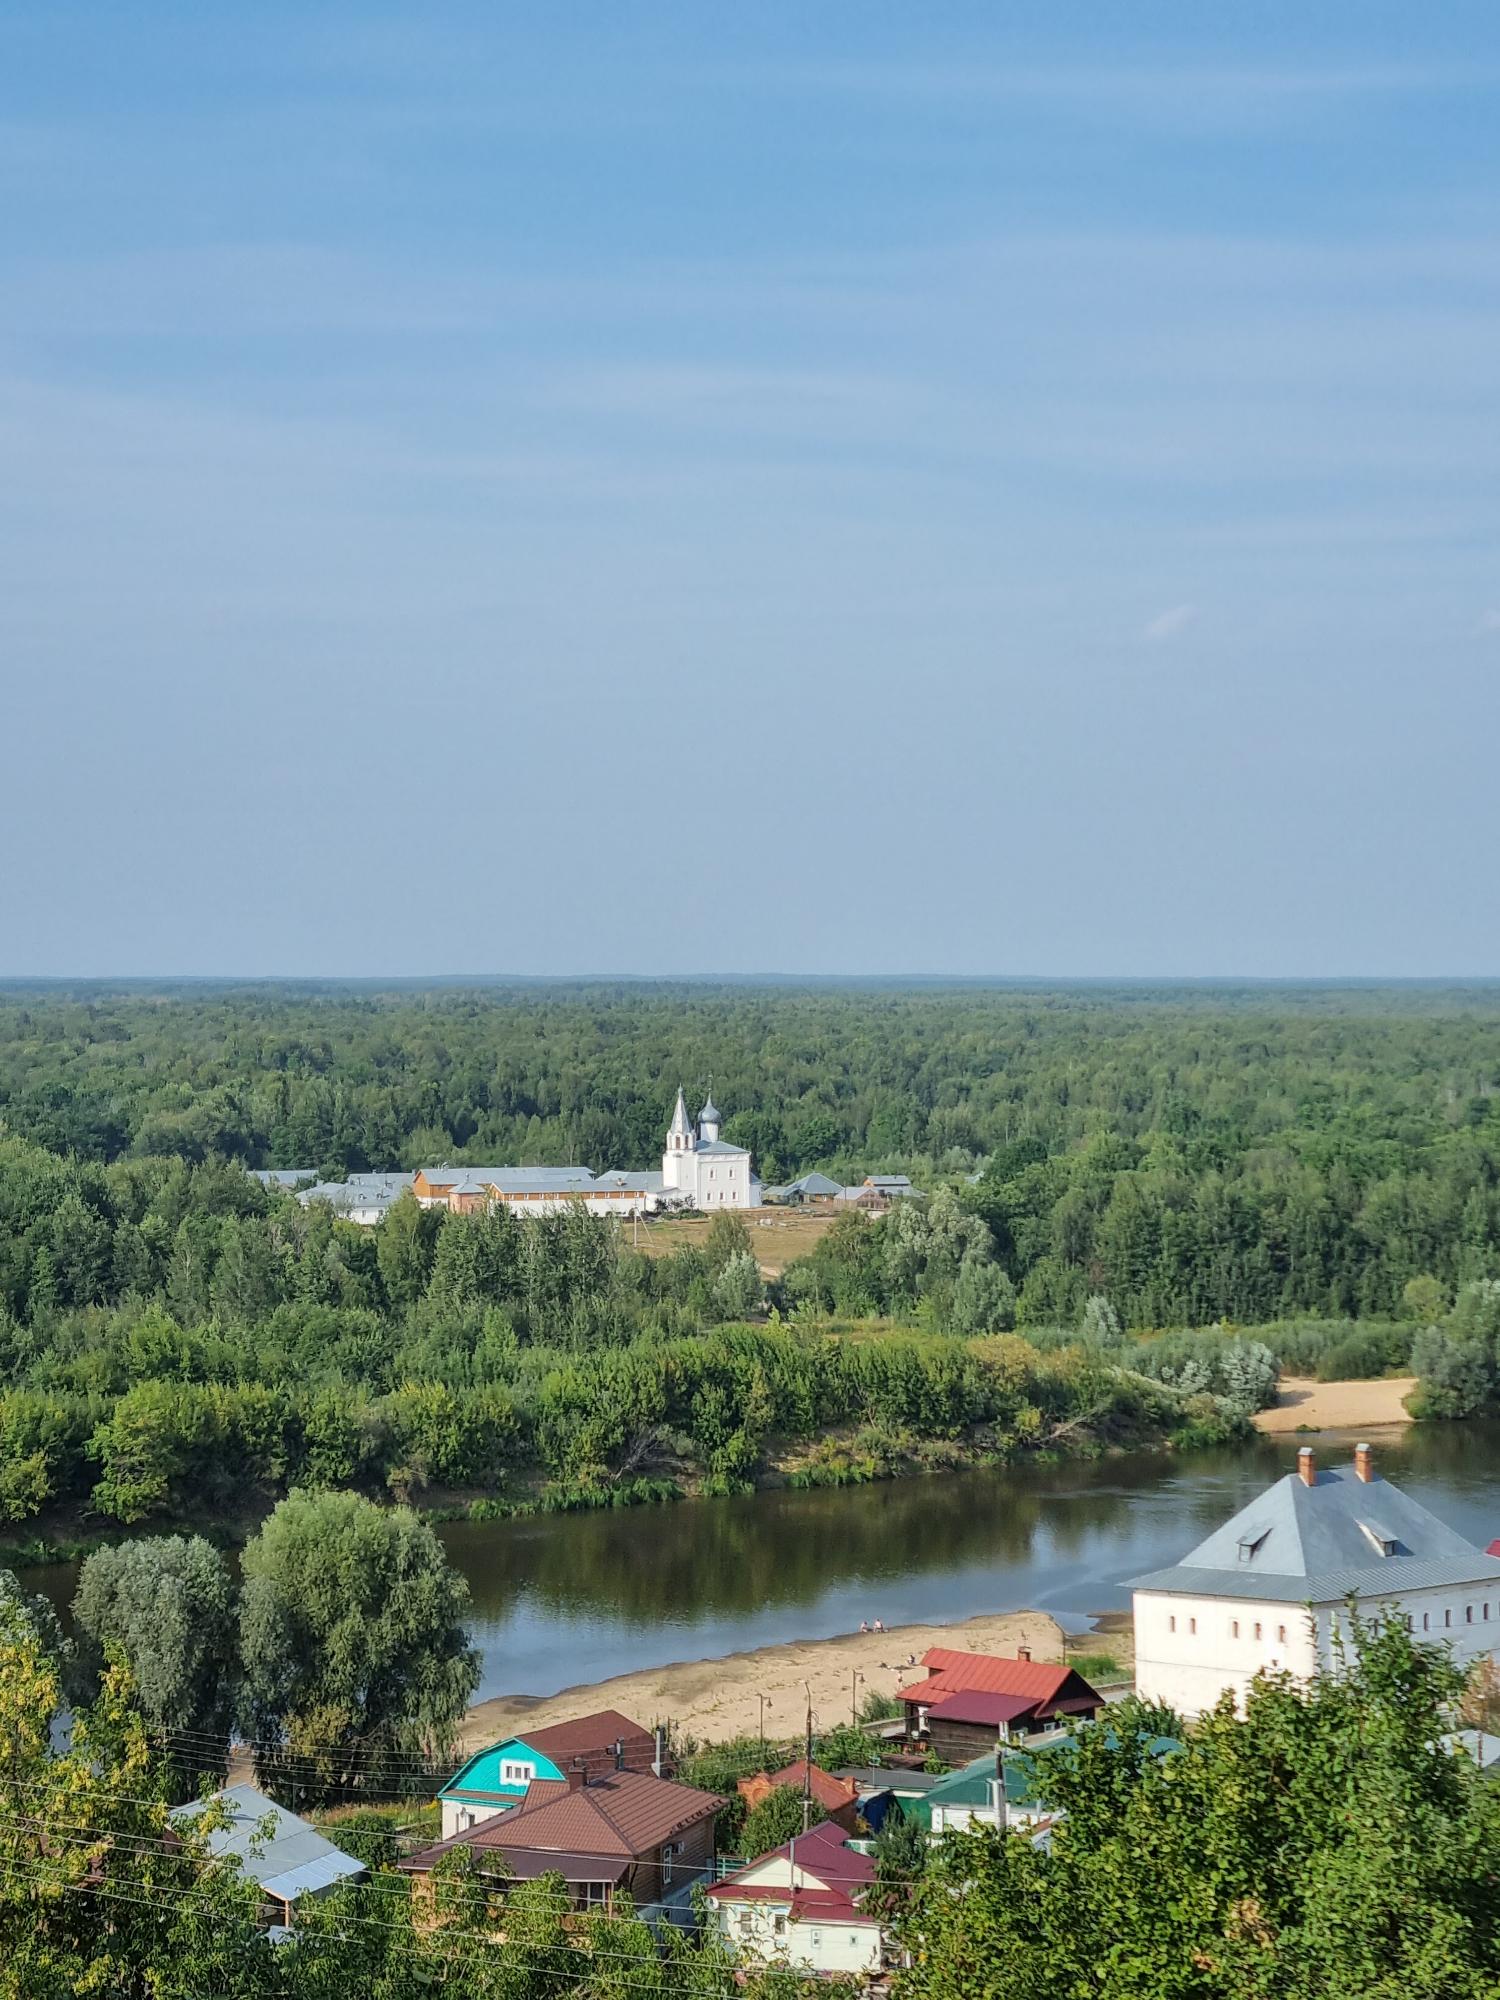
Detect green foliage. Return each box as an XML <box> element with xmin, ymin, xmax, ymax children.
<box><xmin>741</xmin><ymin>1782</ymin><xmax>827</xmax><ymax>1856</ymax></box>
<box><xmin>1412</xmin><ymin>1278</ymin><xmax>1500</xmax><ymax>1418</ymax></box>
<box><xmin>0</xmin><ymin>1606</ymin><xmax>820</xmax><ymax>1998</ymax></box>
<box><xmin>894</xmin><ymin>1616</ymin><xmax>1500</xmax><ymax>2000</ymax></box>
<box><xmin>2</xmin><ymin>982</ymin><xmax>1498</xmax><ymax>1540</ymax></box>
<box><xmin>238</xmin><ymin>1487</ymin><xmax>479</xmax><ymax>1801</ymax></box>
<box><xmin>73</xmin><ymin>1534</ymin><xmax>237</xmax><ymax>1739</ymax></box>
<box><xmin>870</xmin><ymin>1805</ymin><xmax>929</xmax><ymax>1915</ymax></box>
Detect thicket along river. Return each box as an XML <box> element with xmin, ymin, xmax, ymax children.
<box><xmin>16</xmin><ymin>1424</ymin><xmax>1500</xmax><ymax>1706</ymax></box>
<box><xmin>438</xmin><ymin>1421</ymin><xmax>1500</xmax><ymax>1704</ymax></box>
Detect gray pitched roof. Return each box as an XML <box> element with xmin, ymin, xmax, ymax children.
<box><xmin>1130</xmin><ymin>1460</ymin><xmax>1500</xmax><ymax>1604</ymax></box>
<box><xmin>693</xmin><ymin>1138</ymin><xmax>749</xmax><ymax>1156</ymax></box>
<box><xmin>426</xmin><ymin>1165</ymin><xmax>595</xmax><ymax>1190</ymax></box>
<box><xmin>170</xmin><ymin>1785</ymin><xmax>365</xmax><ymax>1902</ymax></box>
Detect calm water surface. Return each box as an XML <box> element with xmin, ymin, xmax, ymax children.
<box><xmin>20</xmin><ymin>1424</ymin><xmax>1500</xmax><ymax>1706</ymax></box>
<box><xmin>437</xmin><ymin>1422</ymin><xmax>1500</xmax><ymax>1703</ymax></box>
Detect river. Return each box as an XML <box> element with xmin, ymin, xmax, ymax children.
<box><xmin>436</xmin><ymin>1422</ymin><xmax>1500</xmax><ymax>1703</ymax></box>
<box><xmin>18</xmin><ymin>1423</ymin><xmax>1500</xmax><ymax>1707</ymax></box>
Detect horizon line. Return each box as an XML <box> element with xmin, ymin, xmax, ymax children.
<box><xmin>4</xmin><ymin>971</ymin><xmax>1500</xmax><ymax>988</ymax></box>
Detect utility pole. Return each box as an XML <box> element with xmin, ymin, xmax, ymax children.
<box><xmin>850</xmin><ymin>1667</ymin><xmax>863</xmax><ymax>1728</ymax></box>
<box><xmin>991</xmin><ymin>1743</ymin><xmax>1008</xmax><ymax>1835</ymax></box>
<box><xmin>802</xmin><ymin>1680</ymin><xmax>814</xmax><ymax>1832</ymax></box>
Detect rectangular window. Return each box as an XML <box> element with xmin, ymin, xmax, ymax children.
<box><xmin>1168</xmin><ymin>1614</ymin><xmax>1176</xmax><ymax>1634</ymax></box>
<box><xmin>501</xmin><ymin>1762</ymin><xmax>533</xmax><ymax>1785</ymax></box>
<box><xmin>773</xmin><ymin>1916</ymin><xmax>787</xmax><ymax>1936</ymax></box>
<box><xmin>582</xmin><ymin>1882</ymin><xmax>610</xmax><ymax>1910</ymax></box>
<box><xmin>1277</xmin><ymin>1625</ymin><xmax>1287</xmax><ymax>1644</ymax></box>
<box><xmin>1445</xmin><ymin>1609</ymin><xmax>1453</xmax><ymax>1628</ymax></box>
<box><xmin>1467</xmin><ymin>1605</ymin><xmax>1474</xmax><ymax>1624</ymax></box>
<box><xmin>738</xmin><ymin>1912</ymin><xmax>753</xmax><ymax>1937</ymax></box>
<box><xmin>1254</xmin><ymin>1623</ymin><xmax>1262</xmax><ymax>1641</ymax></box>
<box><xmin>1231</xmin><ymin>1620</ymin><xmax>1240</xmax><ymax>1639</ymax></box>
<box><xmin>1188</xmin><ymin>1617</ymin><xmax>1197</xmax><ymax>1636</ymax></box>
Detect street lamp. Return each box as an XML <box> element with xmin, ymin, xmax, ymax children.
<box><xmin>850</xmin><ymin>1668</ymin><xmax>864</xmax><ymax>1728</ymax></box>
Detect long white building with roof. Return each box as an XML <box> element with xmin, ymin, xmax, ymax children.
<box><xmin>280</xmin><ymin>1095</ymin><xmax>759</xmax><ymax>1223</ymax></box>
<box><xmin>1131</xmin><ymin>1441</ymin><xmax>1500</xmax><ymax>1717</ymax></box>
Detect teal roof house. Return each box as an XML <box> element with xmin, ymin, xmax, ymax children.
<box><xmin>440</xmin><ymin>1709</ymin><xmax>658</xmax><ymax>1840</ymax></box>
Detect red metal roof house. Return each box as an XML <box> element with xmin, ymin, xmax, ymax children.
<box><xmin>707</xmin><ymin>1820</ymin><xmax>885</xmax><ymax>1977</ymax></box>
<box><xmin>900</xmin><ymin>1647</ymin><xmax>1104</xmax><ymax>1761</ymax></box>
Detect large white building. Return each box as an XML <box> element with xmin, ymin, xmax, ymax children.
<box><xmin>290</xmin><ymin>1094</ymin><xmax>759</xmax><ymax>1224</ymax></box>
<box><xmin>1132</xmin><ymin>1442</ymin><xmax>1500</xmax><ymax>1718</ymax></box>
<box><xmin>661</xmin><ymin>1089</ymin><xmax>758</xmax><ymax>1209</ymax></box>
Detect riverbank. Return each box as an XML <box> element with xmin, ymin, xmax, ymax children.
<box><xmin>457</xmin><ymin>1607</ymin><xmax>1106</xmax><ymax>1752</ymax></box>
<box><xmin>1254</xmin><ymin>1375</ymin><xmax>1416</xmax><ymax>1434</ymax></box>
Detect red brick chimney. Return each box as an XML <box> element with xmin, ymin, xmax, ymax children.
<box><xmin>1354</xmin><ymin>1442</ymin><xmax>1374</xmax><ymax>1483</ymax></box>
<box><xmin>1297</xmin><ymin>1447</ymin><xmax>1316</xmax><ymax>1488</ymax></box>
<box><xmin>1016</xmin><ymin>1646</ymin><xmax>1031</xmax><ymax>1663</ymax></box>
<box><xmin>567</xmin><ymin>1762</ymin><xmax>586</xmax><ymax>1793</ymax></box>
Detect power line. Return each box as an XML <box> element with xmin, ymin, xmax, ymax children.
<box><xmin>0</xmin><ymin>1849</ymin><xmax>789</xmax><ymax>1999</ymax></box>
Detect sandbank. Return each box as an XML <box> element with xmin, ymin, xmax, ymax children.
<box><xmin>458</xmin><ymin>1608</ymin><xmax>1080</xmax><ymax>1753</ymax></box>
<box><xmin>1254</xmin><ymin>1375</ymin><xmax>1416</xmax><ymax>1435</ymax></box>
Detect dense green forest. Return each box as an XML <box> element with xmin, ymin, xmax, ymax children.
<box><xmin>5</xmin><ymin>978</ymin><xmax>1500</xmax><ymax>1321</ymax></box>
<box><xmin>2</xmin><ymin>979</ymin><xmax>1498</xmax><ymax>1540</ymax></box>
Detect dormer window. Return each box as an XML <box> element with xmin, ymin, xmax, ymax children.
<box><xmin>1357</xmin><ymin>1521</ymin><xmax>1398</xmax><ymax>1559</ymax></box>
<box><xmin>1236</xmin><ymin>1528</ymin><xmax>1270</xmax><ymax>1564</ymax></box>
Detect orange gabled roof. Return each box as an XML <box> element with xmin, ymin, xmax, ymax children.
<box><xmin>762</xmin><ymin>1761</ymin><xmax>859</xmax><ymax>1812</ymax></box>
<box><xmin>897</xmin><ymin>1647</ymin><xmax>1079</xmax><ymax>1706</ymax></box>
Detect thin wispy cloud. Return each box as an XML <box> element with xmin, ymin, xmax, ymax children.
<box><xmin>777</xmin><ymin>60</ymin><xmax>1496</xmax><ymax>133</ymax></box>
<box><xmin>1143</xmin><ymin>604</ymin><xmax>1197</xmax><ymax>642</ymax></box>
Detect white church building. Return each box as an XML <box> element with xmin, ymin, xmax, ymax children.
<box><xmin>1131</xmin><ymin>1442</ymin><xmax>1500</xmax><ymax>1718</ymax></box>
<box><xmin>661</xmin><ymin>1089</ymin><xmax>758</xmax><ymax>1209</ymax></box>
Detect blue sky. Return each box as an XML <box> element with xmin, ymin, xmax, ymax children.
<box><xmin>2</xmin><ymin>4</ymin><xmax>1497</xmax><ymax>976</ymax></box>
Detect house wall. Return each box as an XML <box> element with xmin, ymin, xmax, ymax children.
<box><xmin>617</xmin><ymin>1813</ymin><xmax>717</xmax><ymax>1906</ymax></box>
<box><xmin>925</xmin><ymin>1716</ymin><xmax>1017</xmax><ymax>1766</ymax></box>
<box><xmin>1134</xmin><ymin>1584</ymin><xmax>1500</xmax><ymax>1717</ymax></box>
<box><xmin>715</xmin><ymin>1900</ymin><xmax>883</xmax><ymax>1975</ymax></box>
<box><xmin>929</xmin><ymin>1795</ymin><xmax>1046</xmax><ymax>1836</ymax></box>
<box><xmin>439</xmin><ymin>1742</ymin><xmax>564</xmax><ymax>1841</ymax></box>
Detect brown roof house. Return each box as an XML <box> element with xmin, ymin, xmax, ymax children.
<box><xmin>737</xmin><ymin>1760</ymin><xmax>862</xmax><ymax>1832</ymax></box>
<box><xmin>405</xmin><ymin>1762</ymin><xmax>721</xmax><ymax>1927</ymax></box>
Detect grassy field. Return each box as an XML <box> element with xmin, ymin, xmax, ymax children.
<box><xmin>625</xmin><ymin>1205</ymin><xmax>841</xmax><ymax>1276</ymax></box>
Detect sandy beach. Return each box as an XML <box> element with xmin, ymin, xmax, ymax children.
<box><xmin>458</xmin><ymin>1608</ymin><xmax>1079</xmax><ymax>1754</ymax></box>
<box><xmin>1254</xmin><ymin>1375</ymin><xmax>1416</xmax><ymax>1434</ymax></box>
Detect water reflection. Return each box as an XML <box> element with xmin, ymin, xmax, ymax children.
<box><xmin>439</xmin><ymin>1423</ymin><xmax>1500</xmax><ymax>1703</ymax></box>
<box><xmin>18</xmin><ymin>1424</ymin><xmax>1500</xmax><ymax>1707</ymax></box>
